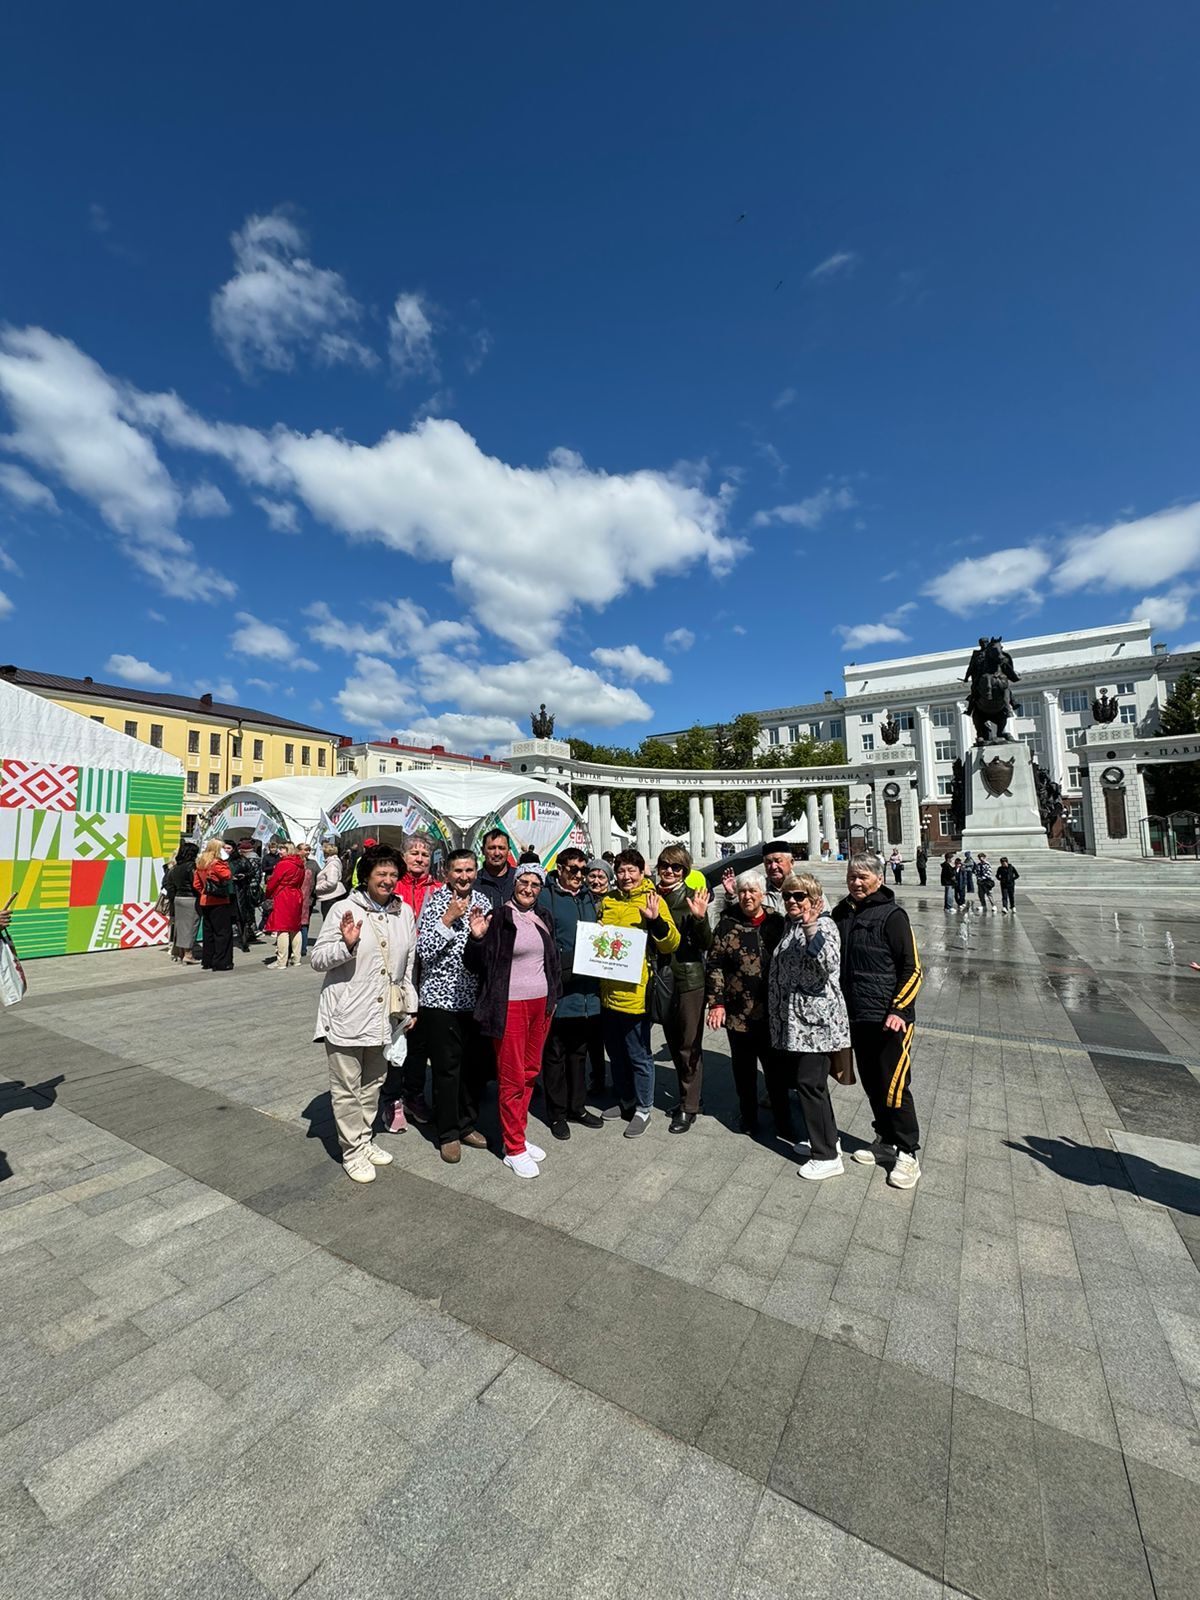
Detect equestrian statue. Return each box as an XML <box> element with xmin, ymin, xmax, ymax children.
<box><xmin>962</xmin><ymin>635</ymin><xmax>1020</xmax><ymax>744</ymax></box>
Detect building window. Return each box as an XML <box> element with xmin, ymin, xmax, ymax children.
<box><xmin>894</xmin><ymin>711</ymin><xmax>914</xmax><ymax>731</ymax></box>
<box><xmin>772</xmin><ymin>788</ymin><xmax>783</xmax><ymax>802</ymax></box>
<box><xmin>1065</xmin><ymin>727</ymin><xmax>1086</xmax><ymax>749</ymax></box>
<box><xmin>938</xmin><ymin>807</ymin><xmax>954</xmax><ymax>832</ymax></box>
<box><xmin>807</xmin><ymin>724</ymin><xmax>820</xmax><ymax>740</ymax></box>
<box><xmin>301</xmin><ymin>745</ymin><xmax>310</xmax><ymax>767</ymax></box>
<box><xmin>253</xmin><ymin>775</ymin><xmax>263</xmax><ymax>783</ymax></box>
<box><xmin>187</xmin><ymin>729</ymin><xmax>200</xmax><ymax>754</ymax></box>
<box><xmin>937</xmin><ymin>775</ymin><xmax>954</xmax><ymax>796</ymax></box>
<box><xmin>931</xmin><ymin>707</ymin><xmax>954</xmax><ymax>727</ymax></box>
<box><xmin>209</xmin><ymin>732</ymin><xmax>221</xmax><ymax>756</ymax></box>
<box><xmin>1060</xmin><ymin>689</ymin><xmax>1089</xmax><ymax>713</ymax></box>
<box><xmin>934</xmin><ymin>740</ymin><xmax>955</xmax><ymax>762</ymax></box>
<box><xmin>1067</xmin><ymin>766</ymin><xmax>1080</xmax><ymax>790</ymax></box>
<box><xmin>253</xmin><ymin>738</ymin><xmax>264</xmax><ymax>761</ymax></box>
<box><xmin>1116</xmin><ymin>680</ymin><xmax>1134</xmax><ymax>695</ymax></box>
<box><xmin>829</xmin><ymin>720</ymin><xmax>843</xmax><ymax>739</ymax></box>
<box><xmin>207</xmin><ymin>772</ymin><xmax>221</xmax><ymax>794</ymax></box>
<box><xmin>231</xmin><ymin>735</ymin><xmax>242</xmax><ymax>759</ymax></box>
<box><xmin>186</xmin><ymin>772</ymin><xmax>198</xmax><ymax>794</ymax></box>
<box><xmin>284</xmin><ymin>743</ymin><xmax>295</xmax><ymax>763</ymax></box>
<box><xmin>861</xmin><ymin>734</ymin><xmax>875</xmax><ymax>752</ymax></box>
<box><xmin>149</xmin><ymin>724</ymin><xmax>164</xmax><ymax>748</ymax></box>
<box><xmin>1019</xmin><ymin>731</ymin><xmax>1043</xmax><ymax>756</ymax></box>
<box><xmin>1119</xmin><ymin>704</ymin><xmax>1137</xmax><ymax>725</ymax></box>
<box><xmin>318</xmin><ymin>748</ymin><xmax>326</xmax><ymax>769</ymax></box>
<box><xmin>395</xmin><ymin>761</ymin><xmax>404</xmax><ymax>772</ymax></box>
<box><xmin>767</xmin><ymin>727</ymin><xmax>780</xmax><ymax>746</ymax></box>
<box><xmin>90</xmin><ymin>715</ymin><xmax>104</xmax><ymax>724</ymax></box>
<box><xmin>124</xmin><ymin>719</ymin><xmax>138</xmax><ymax>738</ymax></box>
<box><xmin>860</xmin><ymin>712</ymin><xmax>873</xmax><ymax>725</ymax></box>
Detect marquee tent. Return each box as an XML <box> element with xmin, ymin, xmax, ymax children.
<box><xmin>0</xmin><ymin>677</ymin><xmax>184</xmax><ymax>958</ymax></box>
<box><xmin>203</xmin><ymin>768</ymin><xmax>590</xmax><ymax>867</ymax></box>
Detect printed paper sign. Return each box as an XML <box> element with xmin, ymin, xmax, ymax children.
<box><xmin>572</xmin><ymin>920</ymin><xmax>646</xmax><ymax>982</ymax></box>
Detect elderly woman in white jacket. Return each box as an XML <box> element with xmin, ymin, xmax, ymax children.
<box><xmin>311</xmin><ymin>844</ymin><xmax>417</xmax><ymax>1183</ymax></box>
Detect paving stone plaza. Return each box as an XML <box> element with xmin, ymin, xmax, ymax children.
<box><xmin>3</xmin><ymin>868</ymin><xmax>1200</xmax><ymax>1599</ymax></box>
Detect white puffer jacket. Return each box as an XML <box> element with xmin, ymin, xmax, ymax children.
<box><xmin>311</xmin><ymin>888</ymin><xmax>417</xmax><ymax>1048</ymax></box>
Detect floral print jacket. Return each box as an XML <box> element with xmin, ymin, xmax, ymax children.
<box><xmin>767</xmin><ymin>912</ymin><xmax>850</xmax><ymax>1055</ymax></box>
<box><xmin>705</xmin><ymin>908</ymin><xmax>785</xmax><ymax>1033</ymax></box>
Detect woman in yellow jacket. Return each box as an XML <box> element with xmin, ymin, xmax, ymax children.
<box><xmin>598</xmin><ymin>848</ymin><xmax>680</xmax><ymax>1137</ymax></box>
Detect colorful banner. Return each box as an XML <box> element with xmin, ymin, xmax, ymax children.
<box><xmin>471</xmin><ymin>794</ymin><xmax>588</xmax><ymax>869</ymax></box>
<box><xmin>0</xmin><ymin>757</ymin><xmax>183</xmax><ymax>958</ymax></box>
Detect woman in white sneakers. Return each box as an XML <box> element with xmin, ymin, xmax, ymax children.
<box><xmin>311</xmin><ymin>844</ymin><xmax>417</xmax><ymax>1183</ymax></box>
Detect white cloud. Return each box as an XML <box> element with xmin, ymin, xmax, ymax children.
<box><xmin>229</xmin><ymin>611</ymin><xmax>317</xmax><ymax>670</ymax></box>
<box><xmin>465</xmin><ymin>328</ymin><xmax>492</xmax><ymax>375</ymax></box>
<box><xmin>0</xmin><ymin>589</ymin><xmax>13</xmax><ymax>620</ymax></box>
<box><xmin>772</xmin><ymin>386</ymin><xmax>797</xmax><ymax>410</ymax></box>
<box><xmin>590</xmin><ymin>644</ymin><xmax>671</xmax><ymax>684</ymax></box>
<box><xmin>1172</xmin><ymin>640</ymin><xmax>1200</xmax><ymax>653</ymax></box>
<box><xmin>398</xmin><ymin>712</ymin><xmax>522</xmax><ymax>756</ymax></box>
<box><xmin>211</xmin><ymin>210</ymin><xmax>375</xmax><ymax>378</ymax></box>
<box><xmin>147</xmin><ymin>608</ymin><xmax>166</xmax><ymax>623</ymax></box>
<box><xmin>305</xmin><ymin>598</ymin><xmax>477</xmax><ymax>659</ymax></box>
<box><xmin>246</xmin><ymin>676</ymin><xmax>276</xmax><ymax>692</ymax></box>
<box><xmin>194</xmin><ymin>678</ymin><xmax>239</xmax><ymax>703</ymax></box>
<box><xmin>1053</xmin><ymin>502</ymin><xmax>1200</xmax><ymax>595</ymax></box>
<box><xmin>0</xmin><ymin>327</ymin><xmax>233</xmax><ymax>601</ymax></box>
<box><xmin>10</xmin><ymin>326</ymin><xmax>742</xmax><ymax>651</ymax></box>
<box><xmin>835</xmin><ymin>621</ymin><xmax>911</xmax><ymax>652</ymax></box>
<box><xmin>752</xmin><ymin>485</ymin><xmax>856</xmax><ymax>529</ymax></box>
<box><xmin>137</xmin><ymin>390</ymin><xmax>742</xmax><ymax>650</ymax></box>
<box><xmin>1127</xmin><ymin>585</ymin><xmax>1193</xmax><ymax>633</ymax></box>
<box><xmin>809</xmin><ymin>251</ymin><xmax>859</xmax><ymax>282</ymax></box>
<box><xmin>418</xmin><ymin>650</ymin><xmax>653</xmax><ymax>729</ymax></box>
<box><xmin>0</xmin><ymin>462</ymin><xmax>59</xmax><ymax>513</ymax></box>
<box><xmin>664</xmin><ymin>627</ymin><xmax>695</xmax><ymax>653</ymax></box>
<box><xmin>335</xmin><ymin>655</ymin><xmax>416</xmax><ymax>726</ymax></box>
<box><xmin>388</xmin><ymin>292</ymin><xmax>438</xmax><ymax>380</ymax></box>
<box><xmin>922</xmin><ymin>546</ymin><xmax>1051</xmax><ymax>616</ymax></box>
<box><xmin>253</xmin><ymin>496</ymin><xmax>300</xmax><ymax>533</ymax></box>
<box><xmin>184</xmin><ymin>481</ymin><xmax>231</xmax><ymax>517</ymax></box>
<box><xmin>104</xmin><ymin>652</ymin><xmax>171</xmax><ymax>687</ymax></box>
<box><xmin>753</xmin><ymin>441</ymin><xmax>787</xmax><ymax>479</ymax></box>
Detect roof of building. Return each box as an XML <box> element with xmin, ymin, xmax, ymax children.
<box><xmin>0</xmin><ymin>665</ymin><xmax>343</xmax><ymax>739</ymax></box>
<box><xmin>346</xmin><ymin>737</ymin><xmax>494</xmax><ymax>764</ymax></box>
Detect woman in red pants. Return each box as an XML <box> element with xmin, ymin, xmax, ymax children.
<box><xmin>464</xmin><ymin>862</ymin><xmax>561</xmax><ymax>1178</ymax></box>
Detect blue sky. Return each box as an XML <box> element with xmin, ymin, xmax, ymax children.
<box><xmin>2</xmin><ymin>2</ymin><xmax>1199</xmax><ymax>750</ymax></box>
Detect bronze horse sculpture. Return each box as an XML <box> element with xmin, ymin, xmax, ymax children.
<box><xmin>964</xmin><ymin>637</ymin><xmax>1019</xmax><ymax>745</ymax></box>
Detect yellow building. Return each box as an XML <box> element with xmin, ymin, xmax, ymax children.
<box><xmin>0</xmin><ymin>665</ymin><xmax>342</xmax><ymax>836</ymax></box>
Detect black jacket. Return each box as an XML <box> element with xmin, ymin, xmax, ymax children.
<box><xmin>463</xmin><ymin>903</ymin><xmax>562</xmax><ymax>1038</ymax></box>
<box><xmin>996</xmin><ymin>863</ymin><xmax>1020</xmax><ymax>888</ymax></box>
<box><xmin>939</xmin><ymin>860</ymin><xmax>956</xmax><ymax>887</ymax></box>
<box><xmin>536</xmin><ymin>874</ymin><xmax>600</xmax><ymax>1018</ymax></box>
<box><xmin>477</xmin><ymin>862</ymin><xmax>517</xmax><ymax>911</ymax></box>
<box><xmin>831</xmin><ymin>887</ymin><xmax>922</xmax><ymax>1025</ymax></box>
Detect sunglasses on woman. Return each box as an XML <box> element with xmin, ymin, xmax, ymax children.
<box><xmin>781</xmin><ymin>891</ymin><xmax>809</xmax><ymax>903</ymax></box>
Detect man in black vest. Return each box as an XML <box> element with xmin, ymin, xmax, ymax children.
<box><xmin>831</xmin><ymin>852</ymin><xmax>923</xmax><ymax>1188</ymax></box>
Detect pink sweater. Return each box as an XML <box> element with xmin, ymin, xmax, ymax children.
<box><xmin>508</xmin><ymin>907</ymin><xmax>549</xmax><ymax>1001</ymax></box>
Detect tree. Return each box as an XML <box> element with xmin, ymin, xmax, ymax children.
<box><xmin>757</xmin><ymin>737</ymin><xmax>847</xmax><ymax>826</ymax></box>
<box><xmin>1147</xmin><ymin>671</ymin><xmax>1200</xmax><ymax>816</ymax></box>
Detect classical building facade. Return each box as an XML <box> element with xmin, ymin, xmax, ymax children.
<box><xmin>0</xmin><ymin>665</ymin><xmax>342</xmax><ymax>836</ymax></box>
<box><xmin>655</xmin><ymin>622</ymin><xmax>1199</xmax><ymax>847</ymax></box>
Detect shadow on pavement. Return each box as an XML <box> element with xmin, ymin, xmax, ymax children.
<box><xmin>1007</xmin><ymin>1132</ymin><xmax>1200</xmax><ymax>1217</ymax></box>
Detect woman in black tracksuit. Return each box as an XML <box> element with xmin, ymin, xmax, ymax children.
<box><xmin>832</xmin><ymin>855</ymin><xmax>923</xmax><ymax>1190</ymax></box>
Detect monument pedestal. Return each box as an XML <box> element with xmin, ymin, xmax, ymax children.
<box><xmin>960</xmin><ymin>741</ymin><xmax>1048</xmax><ymax>856</ymax></box>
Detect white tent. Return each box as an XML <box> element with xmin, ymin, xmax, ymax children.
<box><xmin>203</xmin><ymin>775</ymin><xmax>339</xmax><ymax>844</ymax></box>
<box><xmin>0</xmin><ymin>677</ymin><xmax>183</xmax><ymax>957</ymax></box>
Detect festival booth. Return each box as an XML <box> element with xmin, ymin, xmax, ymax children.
<box><xmin>0</xmin><ymin>677</ymin><xmax>184</xmax><ymax>958</ymax></box>
<box><xmin>201</xmin><ymin>776</ymin><xmax>335</xmax><ymax>847</ymax></box>
<box><xmin>323</xmin><ymin>770</ymin><xmax>590</xmax><ymax>870</ymax></box>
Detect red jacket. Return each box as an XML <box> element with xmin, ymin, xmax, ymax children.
<box><xmin>264</xmin><ymin>856</ymin><xmax>307</xmax><ymax>933</ymax></box>
<box><xmin>395</xmin><ymin>871</ymin><xmax>434</xmax><ymax>920</ymax></box>
<box><xmin>194</xmin><ymin>859</ymin><xmax>232</xmax><ymax>907</ymax></box>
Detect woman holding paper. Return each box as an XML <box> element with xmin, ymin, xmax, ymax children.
<box><xmin>464</xmin><ymin>862</ymin><xmax>562</xmax><ymax>1178</ymax></box>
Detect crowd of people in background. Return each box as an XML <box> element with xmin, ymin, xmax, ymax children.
<box><xmin>939</xmin><ymin>849</ymin><xmax>1019</xmax><ymax>913</ymax></box>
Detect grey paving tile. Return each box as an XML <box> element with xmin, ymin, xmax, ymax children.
<box><xmin>0</xmin><ymin>1482</ymin><xmax>48</xmax><ymax>1561</ymax></box>
<box><xmin>771</xmin><ymin>1336</ymin><xmax>880</xmax><ymax>1532</ymax></box>
<box><xmin>956</xmin><ymin>1280</ymin><xmax>1027</xmax><ymax>1367</ymax></box>
<box><xmin>698</xmin><ymin>1315</ymin><xmax>813</xmax><ymax>1481</ymax></box>
<box><xmin>850</xmin><ymin>1359</ymin><xmax>951</xmax><ymax>1580</ymax></box>
<box><xmin>1035</xmin><ymin>1420</ymin><xmax>1155</xmax><ymax>1600</ymax></box>
<box><xmin>1126</xmin><ymin>1454</ymin><xmax>1200</xmax><ymax>1600</ymax></box>
<box><xmin>884</xmin><ymin>1292</ymin><xmax>957</xmax><ymax>1384</ymax></box>
<box><xmin>953</xmin><ymin>1348</ymin><xmax>1032</xmax><ymax>1417</ymax></box>
<box><xmin>1028</xmin><ymin>1335</ymin><xmax>1118</xmax><ymax>1448</ymax></box>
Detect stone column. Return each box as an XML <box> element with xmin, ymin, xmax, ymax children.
<box><xmin>759</xmin><ymin>792</ymin><xmax>774</xmax><ymax>844</ymax></box>
<box><xmin>688</xmin><ymin>794</ymin><xmax>703</xmax><ymax>863</ymax></box>
<box><xmin>745</xmin><ymin>793</ymin><xmax>761</xmax><ymax>847</ymax></box>
<box><xmin>1041</xmin><ymin>690</ymin><xmax>1064</xmax><ymax>784</ymax></box>
<box><xmin>806</xmin><ymin>793</ymin><xmax>821</xmax><ymax>859</ymax></box>
<box><xmin>648</xmin><ymin>793</ymin><xmax>662</xmax><ymax>864</ymax></box>
<box><xmin>821</xmin><ymin>792</ymin><xmax>837</xmax><ymax>857</ymax></box>
<box><xmin>914</xmin><ymin>706</ymin><xmax>937</xmax><ymax>801</ymax></box>
<box><xmin>701</xmin><ymin>794</ymin><xmax>717</xmax><ymax>861</ymax></box>
<box><xmin>634</xmin><ymin>794</ymin><xmax>649</xmax><ymax>859</ymax></box>
<box><xmin>585</xmin><ymin>792</ymin><xmax>602</xmax><ymax>853</ymax></box>
<box><xmin>598</xmin><ymin>791</ymin><xmax>612</xmax><ymax>853</ymax></box>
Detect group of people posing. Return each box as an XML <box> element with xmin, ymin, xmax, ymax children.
<box><xmin>310</xmin><ymin>830</ymin><xmax>925</xmax><ymax>1193</ymax></box>
<box><xmin>938</xmin><ymin>850</ymin><xmax>1020</xmax><ymax>912</ymax></box>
